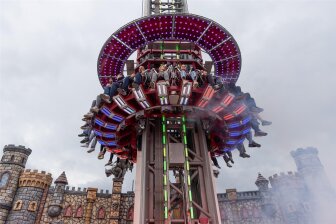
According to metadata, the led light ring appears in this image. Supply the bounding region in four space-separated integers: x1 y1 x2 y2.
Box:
97 13 241 87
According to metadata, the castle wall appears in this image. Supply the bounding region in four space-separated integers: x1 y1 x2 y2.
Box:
2 145 335 224
218 189 284 224
118 192 134 224
40 187 115 224
91 194 112 224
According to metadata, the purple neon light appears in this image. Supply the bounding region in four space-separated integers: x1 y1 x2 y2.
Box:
94 130 103 137
97 13 241 87
104 133 116 139
101 107 124 123
226 139 237 145
98 139 106 146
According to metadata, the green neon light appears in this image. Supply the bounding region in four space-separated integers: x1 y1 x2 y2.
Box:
184 136 187 144
188 175 191 186
162 124 166 132
165 206 168 219
186 160 190 171
185 148 188 157
189 190 193 201
182 116 185 122
162 115 166 122
164 160 167 171
163 136 166 144
164 189 168 201
163 147 166 157
183 125 186 133
164 174 167 186
190 207 194 219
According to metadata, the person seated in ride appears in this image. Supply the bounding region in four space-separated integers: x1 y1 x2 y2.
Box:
98 145 114 160
98 73 125 101
79 100 96 136
246 130 262 147
189 65 199 88
105 151 115 166
80 115 93 133
168 63 178 86
98 77 113 104
223 150 234 168
227 84 271 136
179 64 188 80
210 153 221 169
177 64 197 86
236 143 250 158
199 70 222 90
131 66 146 91
151 64 170 87
242 93 272 126
117 72 135 96
78 128 90 137
82 130 98 153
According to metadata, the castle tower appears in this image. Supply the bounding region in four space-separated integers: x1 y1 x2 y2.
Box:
47 172 68 218
6 169 52 224
269 172 312 224
291 147 335 198
291 147 336 223
0 144 31 223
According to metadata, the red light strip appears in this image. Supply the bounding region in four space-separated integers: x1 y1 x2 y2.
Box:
234 104 247 115
224 114 234 120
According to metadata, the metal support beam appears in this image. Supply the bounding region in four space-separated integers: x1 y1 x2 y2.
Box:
214 54 239 64
134 22 148 43
196 22 213 44
209 36 232 52
134 117 221 223
111 35 134 51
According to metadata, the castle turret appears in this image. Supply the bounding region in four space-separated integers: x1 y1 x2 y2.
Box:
0 144 31 223
291 147 335 197
47 172 68 218
255 173 277 220
291 147 336 223
6 169 52 224
255 173 269 192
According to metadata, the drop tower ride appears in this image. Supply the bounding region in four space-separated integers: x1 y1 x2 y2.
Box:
88 0 255 223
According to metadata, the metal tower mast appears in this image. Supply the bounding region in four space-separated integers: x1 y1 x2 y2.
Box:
133 1 220 223
143 0 188 16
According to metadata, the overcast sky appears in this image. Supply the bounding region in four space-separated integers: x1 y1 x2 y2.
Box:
1 0 335 193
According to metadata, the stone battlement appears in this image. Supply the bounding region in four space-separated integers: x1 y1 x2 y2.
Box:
269 171 303 188
3 144 32 156
19 169 53 189
217 189 261 201
291 147 318 158
51 186 111 197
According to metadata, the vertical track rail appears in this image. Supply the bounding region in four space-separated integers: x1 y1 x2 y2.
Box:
181 115 194 223
162 115 171 223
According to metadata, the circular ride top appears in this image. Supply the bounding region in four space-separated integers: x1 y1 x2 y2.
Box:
93 13 252 162
98 13 241 86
